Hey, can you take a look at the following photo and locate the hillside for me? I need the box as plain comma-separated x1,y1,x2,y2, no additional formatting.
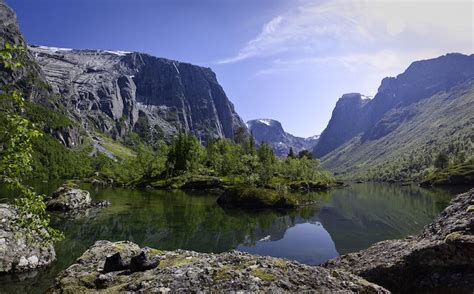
318,70,474,181
247,119,319,157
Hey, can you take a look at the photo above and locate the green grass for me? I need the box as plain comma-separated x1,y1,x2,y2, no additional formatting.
321,80,474,182
96,134,136,160
421,160,474,186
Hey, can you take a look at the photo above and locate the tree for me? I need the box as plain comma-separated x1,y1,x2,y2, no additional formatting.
434,152,449,169
166,132,204,176
287,147,295,158
0,43,62,244
257,143,276,184
298,149,313,160
234,126,247,144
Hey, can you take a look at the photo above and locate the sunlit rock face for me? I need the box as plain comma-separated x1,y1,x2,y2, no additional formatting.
30,45,247,142
314,53,474,158
247,119,319,157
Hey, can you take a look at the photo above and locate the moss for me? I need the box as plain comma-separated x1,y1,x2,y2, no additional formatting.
159,255,196,268
213,265,232,281
112,242,127,252
250,268,275,282
273,259,288,268
445,231,463,242
148,248,165,256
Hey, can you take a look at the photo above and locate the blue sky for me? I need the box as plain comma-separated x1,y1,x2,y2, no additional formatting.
8,0,473,137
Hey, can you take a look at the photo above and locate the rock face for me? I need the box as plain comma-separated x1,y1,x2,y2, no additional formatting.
312,94,369,157
325,188,474,293
46,186,92,211
0,204,56,273
30,45,247,142
247,119,319,157
0,1,83,148
314,53,474,158
48,240,388,293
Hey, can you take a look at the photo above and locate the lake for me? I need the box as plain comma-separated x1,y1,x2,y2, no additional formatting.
0,182,467,293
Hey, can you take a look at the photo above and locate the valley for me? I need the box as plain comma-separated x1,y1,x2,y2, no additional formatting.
0,0,473,293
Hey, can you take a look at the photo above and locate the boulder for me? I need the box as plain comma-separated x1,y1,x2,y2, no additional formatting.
48,240,388,293
0,204,56,273
324,188,474,293
46,186,92,211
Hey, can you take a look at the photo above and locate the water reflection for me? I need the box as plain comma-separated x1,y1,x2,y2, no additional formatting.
0,182,466,294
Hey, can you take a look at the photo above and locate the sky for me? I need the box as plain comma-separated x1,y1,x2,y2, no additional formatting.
7,0,473,137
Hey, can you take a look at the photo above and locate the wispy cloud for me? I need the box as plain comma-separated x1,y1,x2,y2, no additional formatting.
217,0,473,77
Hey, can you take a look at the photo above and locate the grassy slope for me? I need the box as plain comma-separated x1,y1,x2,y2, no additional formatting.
321,80,474,181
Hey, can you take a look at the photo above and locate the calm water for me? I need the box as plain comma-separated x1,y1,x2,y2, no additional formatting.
0,182,467,293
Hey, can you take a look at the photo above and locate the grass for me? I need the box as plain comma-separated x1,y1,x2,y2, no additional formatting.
421,160,474,186
96,134,136,160
321,81,474,182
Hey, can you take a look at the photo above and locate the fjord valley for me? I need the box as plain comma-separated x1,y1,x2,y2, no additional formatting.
0,0,473,293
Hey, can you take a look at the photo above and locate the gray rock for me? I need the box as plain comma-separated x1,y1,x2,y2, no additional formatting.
29,45,247,143
46,186,92,211
324,188,474,293
48,240,388,293
247,119,319,157
0,204,56,273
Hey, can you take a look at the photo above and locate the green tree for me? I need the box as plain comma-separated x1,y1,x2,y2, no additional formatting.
257,143,276,185
288,147,295,158
166,132,204,176
0,43,62,244
298,149,313,160
434,152,449,169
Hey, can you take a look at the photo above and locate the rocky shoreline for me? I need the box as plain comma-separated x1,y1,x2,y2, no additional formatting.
325,188,474,293
0,204,56,273
48,240,387,293
46,188,473,293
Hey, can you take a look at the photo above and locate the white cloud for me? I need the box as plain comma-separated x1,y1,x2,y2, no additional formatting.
217,0,473,72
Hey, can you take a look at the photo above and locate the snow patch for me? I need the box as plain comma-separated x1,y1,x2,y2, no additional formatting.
258,119,273,126
361,94,373,100
103,50,130,56
35,45,73,52
258,235,271,242
172,62,180,75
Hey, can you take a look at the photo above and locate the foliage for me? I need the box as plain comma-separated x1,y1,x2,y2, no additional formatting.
434,152,449,170
166,132,205,176
92,131,335,190
0,43,63,244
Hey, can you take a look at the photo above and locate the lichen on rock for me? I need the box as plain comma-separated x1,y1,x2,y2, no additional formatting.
0,204,56,273
48,240,388,293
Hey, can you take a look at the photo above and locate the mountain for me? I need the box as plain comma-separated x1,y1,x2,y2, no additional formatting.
30,46,246,143
314,53,474,181
247,119,319,157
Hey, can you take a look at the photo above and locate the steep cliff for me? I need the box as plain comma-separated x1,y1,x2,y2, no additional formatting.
247,119,319,157
314,54,474,159
30,46,247,142
314,53,474,180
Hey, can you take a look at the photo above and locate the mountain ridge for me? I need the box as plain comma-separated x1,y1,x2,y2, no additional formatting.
314,53,474,181
247,118,319,157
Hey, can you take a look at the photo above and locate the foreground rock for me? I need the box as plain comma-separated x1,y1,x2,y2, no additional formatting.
0,204,56,273
48,240,388,293
325,188,474,293
46,186,110,212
